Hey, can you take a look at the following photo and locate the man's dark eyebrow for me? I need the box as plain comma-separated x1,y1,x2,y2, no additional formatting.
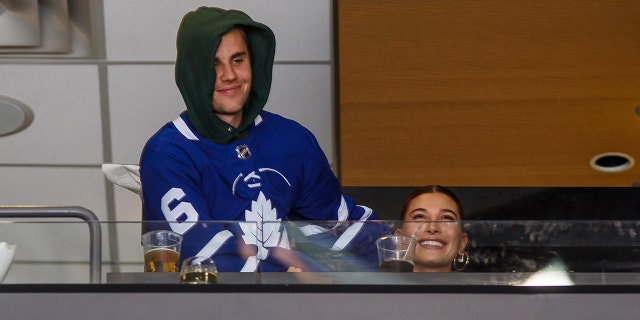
230,51,248,60
214,51,248,63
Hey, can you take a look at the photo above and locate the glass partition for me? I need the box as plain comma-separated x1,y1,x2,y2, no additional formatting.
0,219,97,284
262,220,640,286
0,219,638,286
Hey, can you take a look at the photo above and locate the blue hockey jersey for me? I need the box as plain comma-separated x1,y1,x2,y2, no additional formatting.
141,112,382,271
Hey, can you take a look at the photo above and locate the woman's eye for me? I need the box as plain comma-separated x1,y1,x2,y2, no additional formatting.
441,215,455,221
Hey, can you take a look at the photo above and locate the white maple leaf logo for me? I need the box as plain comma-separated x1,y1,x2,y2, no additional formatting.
241,191,281,260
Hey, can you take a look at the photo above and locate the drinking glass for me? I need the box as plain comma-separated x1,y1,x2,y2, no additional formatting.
376,235,416,272
141,230,183,272
180,256,218,284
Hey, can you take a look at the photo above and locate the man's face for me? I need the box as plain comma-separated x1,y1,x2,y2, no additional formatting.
212,27,252,127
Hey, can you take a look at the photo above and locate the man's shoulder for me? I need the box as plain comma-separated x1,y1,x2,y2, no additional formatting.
257,111,321,154
259,111,309,134
142,114,201,156
145,120,182,145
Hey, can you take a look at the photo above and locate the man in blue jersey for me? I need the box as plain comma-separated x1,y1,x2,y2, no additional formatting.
140,7,387,272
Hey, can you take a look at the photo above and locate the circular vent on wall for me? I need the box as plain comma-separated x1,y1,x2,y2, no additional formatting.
589,152,635,173
0,95,34,136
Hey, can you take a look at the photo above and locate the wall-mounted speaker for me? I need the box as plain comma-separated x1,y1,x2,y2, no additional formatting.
0,0,40,47
0,0,70,54
0,0,98,58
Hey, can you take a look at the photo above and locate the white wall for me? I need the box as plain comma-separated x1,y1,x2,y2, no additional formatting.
0,0,334,283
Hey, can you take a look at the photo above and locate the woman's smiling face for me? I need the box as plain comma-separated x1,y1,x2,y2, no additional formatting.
397,192,468,272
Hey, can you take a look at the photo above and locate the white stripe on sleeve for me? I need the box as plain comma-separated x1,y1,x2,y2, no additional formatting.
241,256,259,272
172,116,199,141
195,230,233,258
330,205,374,251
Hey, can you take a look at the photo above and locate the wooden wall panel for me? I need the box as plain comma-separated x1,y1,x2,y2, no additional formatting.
337,0,640,186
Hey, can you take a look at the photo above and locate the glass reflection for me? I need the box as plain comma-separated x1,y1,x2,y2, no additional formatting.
0,219,636,285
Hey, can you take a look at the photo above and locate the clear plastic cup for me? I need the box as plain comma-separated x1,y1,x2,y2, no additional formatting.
141,230,183,272
376,235,416,272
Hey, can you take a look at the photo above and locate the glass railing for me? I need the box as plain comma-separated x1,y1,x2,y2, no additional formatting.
0,217,638,286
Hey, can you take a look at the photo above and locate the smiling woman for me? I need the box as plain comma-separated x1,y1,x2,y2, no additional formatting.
395,185,469,272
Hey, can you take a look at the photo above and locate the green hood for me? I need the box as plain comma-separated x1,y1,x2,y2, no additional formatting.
175,7,275,143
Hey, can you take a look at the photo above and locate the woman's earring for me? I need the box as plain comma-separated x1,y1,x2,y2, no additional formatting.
453,251,469,271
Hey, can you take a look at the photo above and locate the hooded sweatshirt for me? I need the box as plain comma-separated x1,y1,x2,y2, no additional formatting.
175,7,275,144
140,7,386,272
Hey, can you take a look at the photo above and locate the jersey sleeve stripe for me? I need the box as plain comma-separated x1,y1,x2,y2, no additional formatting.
172,116,199,141
194,230,233,258
330,204,374,251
